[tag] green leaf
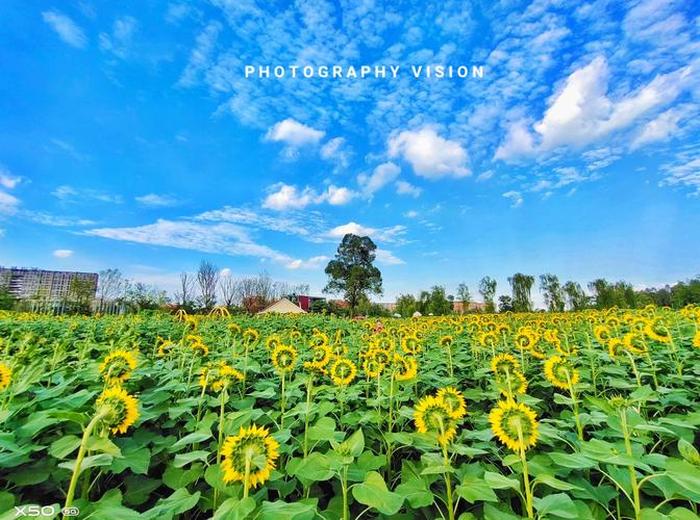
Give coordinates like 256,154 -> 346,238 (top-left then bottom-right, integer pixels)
49,435 -> 81,459
87,437 -> 122,457
352,471 -> 404,515
535,474 -> 582,491
162,464 -> 203,490
173,450 -> 209,467
456,475 -> 498,504
549,452 -> 597,469
483,471 -> 520,491
396,477 -> 434,508
213,497 -> 257,520
88,489 -> 141,520
534,493 -> 578,519
169,430 -> 212,452
58,454 -> 113,475
308,417 -> 337,442
344,429 -> 365,457
111,447 -> 151,475
291,452 -> 334,481
678,440 -> 700,465
142,489 -> 201,520
666,459 -> 700,498
258,500 -> 316,520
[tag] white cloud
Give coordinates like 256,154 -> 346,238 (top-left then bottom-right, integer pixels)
136,194 -> 179,207
494,120 -> 535,160
326,221 -> 406,243
660,154 -> 700,196
358,162 -> 400,197
631,108 -> 684,149
262,183 -> 355,210
99,16 -> 137,59
388,127 -> 470,179
265,119 -> 325,147
42,11 -> 87,48
52,185 -> 123,204
0,169 -> 22,189
375,249 -> 405,265
178,21 -> 222,87
287,255 -> 330,270
403,210 -> 419,218
476,170 -> 494,182
320,137 -> 352,170
23,211 -> 95,227
533,57 -> 693,150
53,249 -> 74,258
0,191 -> 20,215
395,180 -> 422,197
85,219 -> 323,269
220,268 -> 232,277
502,190 -> 523,208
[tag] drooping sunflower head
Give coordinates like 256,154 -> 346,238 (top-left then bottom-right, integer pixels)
265,335 -> 282,351
693,330 -> 700,349
0,362 -> 11,391
96,385 -> 139,435
607,338 -> 625,358
190,340 -> 209,357
228,322 -> 242,336
200,362 -> 244,392
156,338 -> 174,358
436,386 -> 467,419
644,317 -> 671,343
528,340 -> 546,360
439,335 -> 454,348
393,354 -> 418,382
490,353 -> 520,375
479,331 -> 499,348
270,344 -> 297,374
221,424 -> 279,489
99,350 -> 138,383
362,357 -> 385,378
374,335 -> 395,352
495,368 -> 529,398
623,332 -> 647,354
401,334 -> 422,355
514,329 -> 537,350
242,328 -> 260,344
489,400 -> 538,452
414,395 -> 459,446
330,357 -> 356,386
310,331 -> 330,348
593,325 -> 612,344
543,355 -> 580,390
370,347 -> 391,366
305,344 -> 332,370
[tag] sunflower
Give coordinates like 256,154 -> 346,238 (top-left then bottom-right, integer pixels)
479,331 -> 499,348
607,338 -> 625,358
693,330 -> 700,349
528,340 -> 547,360
362,357 -> 384,378
304,344 -> 332,372
265,335 -> 282,351
393,354 -> 418,382
489,400 -> 538,452
593,325 -> 612,344
242,328 -> 260,344
310,331 -> 330,347
491,353 -> 520,374
370,347 -> 391,366
190,340 -> 209,356
270,344 -> 297,374
514,329 -> 537,350
543,355 -> 579,390
414,395 -> 458,446
0,362 -> 11,391
156,338 -> 174,358
400,334 -> 422,355
436,387 -> 467,419
644,317 -> 671,344
439,335 -> 454,348
330,358 -> 357,386
228,322 -> 242,336
200,362 -> 244,392
289,330 -> 302,341
96,386 -> 139,435
221,424 -> 279,490
99,350 -> 138,383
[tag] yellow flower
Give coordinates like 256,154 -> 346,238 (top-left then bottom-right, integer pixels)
644,317 -> 671,344
514,329 -> 538,350
330,358 -> 356,386
607,338 -> 625,358
414,395 -> 458,446
370,347 -> 391,366
270,344 -> 297,374
96,386 -> 139,435
593,325 -> 612,344
190,340 -> 209,356
99,350 -> 138,383
393,354 -> 418,382
221,424 -> 279,489
436,387 -> 467,419
362,357 -> 384,378
543,355 -> 580,390
479,331 -> 499,348
310,331 -> 330,347
265,335 -> 282,351
209,306 -> 230,317
622,332 -> 647,354
242,328 -> 260,343
0,362 -> 11,391
439,335 -> 454,348
304,344 -> 332,372
400,334 -> 422,355
200,362 -> 244,392
491,353 -> 520,374
228,322 -> 242,336
489,400 -> 538,452
693,330 -> 700,349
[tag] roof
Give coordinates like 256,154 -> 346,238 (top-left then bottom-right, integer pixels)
257,298 -> 306,314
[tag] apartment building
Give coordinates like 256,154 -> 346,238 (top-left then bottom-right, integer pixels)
0,267 -> 98,302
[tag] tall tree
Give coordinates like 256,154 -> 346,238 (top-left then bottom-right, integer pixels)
539,273 -> 565,312
456,283 -> 471,313
479,276 -> 497,313
96,269 -> 126,306
508,273 -> 535,312
427,285 -> 453,315
175,272 -> 196,310
498,295 -> 514,312
395,294 -> 417,317
218,271 -> 237,308
196,260 -> 219,310
563,281 -> 589,310
323,234 -> 383,316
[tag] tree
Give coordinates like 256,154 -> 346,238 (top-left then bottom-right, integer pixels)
456,283 -> 471,313
539,273 -> 565,312
196,260 -> 219,310
563,281 -> 589,310
323,234 -> 383,316
175,272 -> 196,310
124,283 -> 169,311
508,273 -> 535,312
67,277 -> 97,314
219,272 -> 237,308
0,288 -> 16,310
479,276 -> 497,313
395,294 -> 417,317
96,269 -> 126,306
427,286 -> 453,315
498,295 -> 514,312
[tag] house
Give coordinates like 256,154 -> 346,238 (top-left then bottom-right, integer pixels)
257,298 -> 306,314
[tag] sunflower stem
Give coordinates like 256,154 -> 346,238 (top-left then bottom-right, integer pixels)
515,423 -> 534,519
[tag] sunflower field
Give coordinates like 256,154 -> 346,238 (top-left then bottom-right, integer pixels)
1,306 -> 699,520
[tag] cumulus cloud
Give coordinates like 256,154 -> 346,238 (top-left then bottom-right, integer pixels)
0,191 -> 20,215
136,194 -> 179,207
388,127 -> 469,179
357,162 -> 400,197
265,119 -> 325,147
395,180 -> 422,197
0,169 -> 22,189
631,108 -> 685,149
375,248 -> 405,265
262,183 -> 355,211
660,154 -> 700,196
42,11 -> 87,48
325,221 -> 406,243
325,185 -> 356,205
502,190 -> 523,208
53,249 -> 74,258
320,137 -> 352,171
494,120 -> 535,160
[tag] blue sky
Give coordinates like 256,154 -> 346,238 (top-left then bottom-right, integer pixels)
1,0 -> 699,304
